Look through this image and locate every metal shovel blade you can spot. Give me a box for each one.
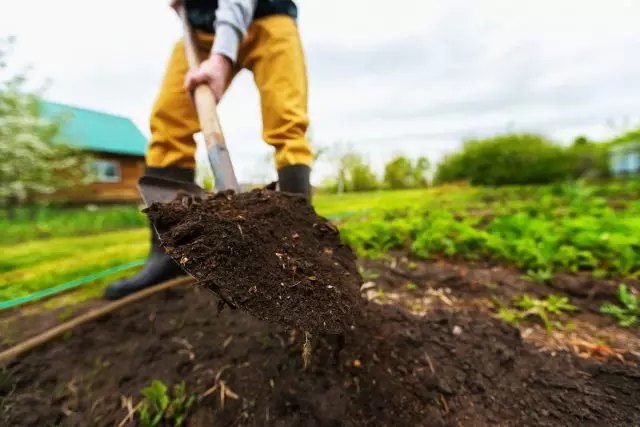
[138,175,208,207]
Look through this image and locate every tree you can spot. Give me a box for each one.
[347,155,379,192]
[383,155,413,189]
[315,142,380,193]
[413,156,430,187]
[383,154,430,189]
[0,37,91,216]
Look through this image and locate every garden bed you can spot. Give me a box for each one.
[2,272,639,426]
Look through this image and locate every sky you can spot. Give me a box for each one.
[2,0,639,185]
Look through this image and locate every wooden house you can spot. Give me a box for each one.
[41,101,148,204]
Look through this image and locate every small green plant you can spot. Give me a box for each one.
[497,294,577,333]
[406,282,418,291]
[138,380,195,427]
[358,266,380,281]
[524,268,553,283]
[599,284,638,327]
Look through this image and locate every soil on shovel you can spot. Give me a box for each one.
[144,187,363,334]
[2,286,639,427]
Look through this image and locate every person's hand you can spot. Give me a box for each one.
[184,54,232,103]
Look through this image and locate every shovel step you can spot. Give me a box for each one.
[138,175,208,207]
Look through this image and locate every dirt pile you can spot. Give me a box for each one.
[2,286,639,427]
[144,187,363,334]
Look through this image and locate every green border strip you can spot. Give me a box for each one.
[0,259,145,311]
[0,208,374,312]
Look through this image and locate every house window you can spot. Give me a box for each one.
[93,160,121,183]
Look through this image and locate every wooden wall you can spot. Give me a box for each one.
[52,152,145,204]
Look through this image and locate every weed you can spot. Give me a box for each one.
[406,282,418,291]
[137,380,195,427]
[524,268,553,283]
[599,284,638,327]
[358,266,380,281]
[498,294,577,333]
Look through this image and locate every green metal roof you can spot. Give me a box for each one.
[40,100,148,157]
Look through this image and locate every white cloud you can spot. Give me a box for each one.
[2,0,639,186]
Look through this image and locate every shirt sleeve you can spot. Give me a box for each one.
[211,0,259,63]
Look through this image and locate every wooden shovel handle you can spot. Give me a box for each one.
[177,5,241,193]
[178,5,226,152]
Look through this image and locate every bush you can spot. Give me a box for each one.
[435,133,580,186]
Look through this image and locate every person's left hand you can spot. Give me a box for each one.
[184,54,232,103]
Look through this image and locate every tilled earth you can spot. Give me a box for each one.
[1,284,639,427]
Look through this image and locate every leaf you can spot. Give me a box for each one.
[497,308,523,324]
[515,294,535,310]
[618,284,633,307]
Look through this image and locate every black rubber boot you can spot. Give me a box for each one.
[277,164,312,200]
[104,166,195,300]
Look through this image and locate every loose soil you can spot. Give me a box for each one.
[144,188,363,334]
[360,254,640,363]
[2,285,640,427]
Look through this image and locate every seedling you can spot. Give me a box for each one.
[599,284,638,327]
[524,268,553,283]
[406,282,418,291]
[358,266,380,281]
[137,380,195,427]
[498,294,577,333]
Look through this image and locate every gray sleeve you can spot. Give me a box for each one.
[211,0,259,63]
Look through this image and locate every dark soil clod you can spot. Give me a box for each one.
[144,187,364,334]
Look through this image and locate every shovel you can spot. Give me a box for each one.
[138,4,241,206]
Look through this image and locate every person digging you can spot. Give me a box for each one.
[105,0,313,300]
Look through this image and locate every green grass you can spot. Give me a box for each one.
[313,188,432,217]
[0,229,148,303]
[0,205,146,245]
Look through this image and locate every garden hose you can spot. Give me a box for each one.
[0,259,146,312]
